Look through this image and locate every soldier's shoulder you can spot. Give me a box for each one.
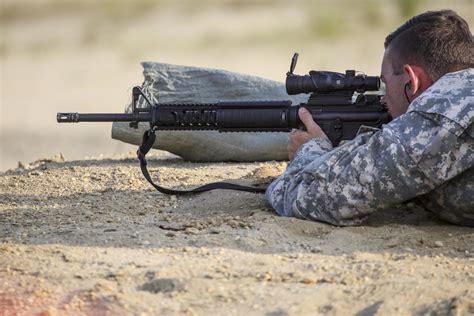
[407,68,473,133]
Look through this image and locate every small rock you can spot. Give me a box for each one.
[141,240,151,246]
[433,241,444,248]
[185,228,199,235]
[61,254,71,262]
[54,153,66,162]
[165,232,176,237]
[301,278,317,285]
[227,220,239,228]
[106,271,124,279]
[140,278,184,294]
[319,305,333,313]
[145,271,157,280]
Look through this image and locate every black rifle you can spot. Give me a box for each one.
[57,53,391,194]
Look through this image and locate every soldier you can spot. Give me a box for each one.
[266,10,474,226]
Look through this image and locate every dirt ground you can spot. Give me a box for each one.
[1,152,473,315]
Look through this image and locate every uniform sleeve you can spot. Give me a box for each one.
[266,111,470,226]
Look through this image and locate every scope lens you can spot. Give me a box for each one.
[286,75,315,95]
[362,76,380,91]
[379,81,386,95]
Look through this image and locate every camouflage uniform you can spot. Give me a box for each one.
[266,68,474,226]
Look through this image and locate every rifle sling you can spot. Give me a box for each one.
[137,129,267,195]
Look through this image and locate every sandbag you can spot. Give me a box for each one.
[111,62,306,161]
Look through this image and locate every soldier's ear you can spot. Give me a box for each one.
[403,64,432,96]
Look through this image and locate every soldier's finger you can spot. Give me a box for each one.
[298,107,320,136]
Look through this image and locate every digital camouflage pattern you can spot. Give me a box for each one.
[266,68,473,226]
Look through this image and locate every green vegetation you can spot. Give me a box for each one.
[1,0,472,58]
[396,0,425,19]
[363,0,382,26]
[0,0,161,22]
[309,11,346,40]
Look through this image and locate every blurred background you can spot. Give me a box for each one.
[1,0,472,171]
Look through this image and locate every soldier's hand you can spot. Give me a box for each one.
[288,107,328,160]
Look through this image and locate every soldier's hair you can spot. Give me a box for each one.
[384,10,474,80]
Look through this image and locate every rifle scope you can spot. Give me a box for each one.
[285,53,380,95]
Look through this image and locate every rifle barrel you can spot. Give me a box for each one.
[57,112,152,123]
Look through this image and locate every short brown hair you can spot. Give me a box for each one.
[384,10,473,80]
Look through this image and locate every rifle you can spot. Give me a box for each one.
[57,53,391,195]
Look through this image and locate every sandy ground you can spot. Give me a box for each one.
[1,152,473,315]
